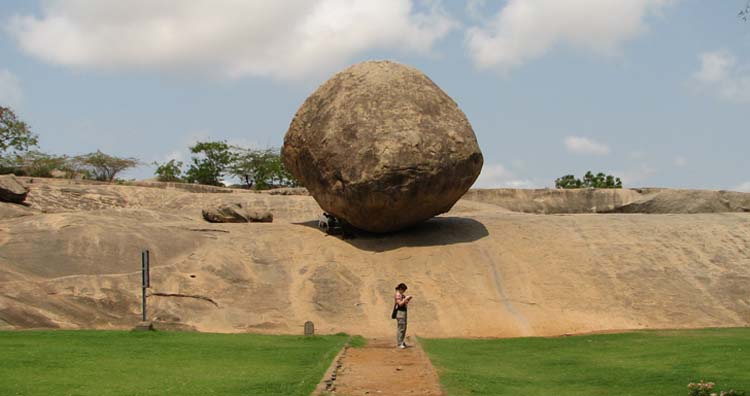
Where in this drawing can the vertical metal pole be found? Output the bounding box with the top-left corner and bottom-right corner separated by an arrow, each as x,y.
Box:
141,250 -> 149,322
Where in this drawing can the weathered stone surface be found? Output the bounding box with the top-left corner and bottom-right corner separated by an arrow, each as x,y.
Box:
0,174 -> 29,204
2,177 -> 750,337
0,202 -> 37,220
266,187 -> 310,196
282,60 -> 483,232
202,203 -> 273,223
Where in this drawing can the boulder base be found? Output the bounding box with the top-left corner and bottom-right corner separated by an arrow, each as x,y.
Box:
282,60 -> 483,232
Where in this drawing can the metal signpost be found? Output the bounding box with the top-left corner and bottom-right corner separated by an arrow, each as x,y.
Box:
141,249 -> 150,321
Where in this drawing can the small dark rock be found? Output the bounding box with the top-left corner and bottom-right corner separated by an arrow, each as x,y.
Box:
0,175 -> 29,204
202,203 -> 273,223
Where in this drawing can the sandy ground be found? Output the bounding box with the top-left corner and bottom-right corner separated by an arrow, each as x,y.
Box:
1,178 -> 749,337
327,337 -> 443,396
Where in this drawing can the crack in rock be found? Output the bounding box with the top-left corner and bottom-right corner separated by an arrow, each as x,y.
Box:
149,292 -> 220,307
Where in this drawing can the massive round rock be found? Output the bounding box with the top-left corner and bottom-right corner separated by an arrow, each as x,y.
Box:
282,60 -> 483,233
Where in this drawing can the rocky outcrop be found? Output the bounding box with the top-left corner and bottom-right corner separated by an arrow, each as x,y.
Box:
463,188 -> 646,213
0,175 -> 29,204
1,181 -> 749,337
282,60 -> 483,233
463,188 -> 750,214
265,187 -> 309,196
202,203 -> 273,223
611,189 -> 750,214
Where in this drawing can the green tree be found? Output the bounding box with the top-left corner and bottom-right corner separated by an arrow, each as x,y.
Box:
741,0 -> 750,21
153,159 -> 184,182
555,174 -> 583,189
74,150 -> 140,181
229,147 -> 274,189
185,140 -> 232,186
555,171 -> 622,189
0,106 -> 38,156
272,155 -> 299,188
228,147 -> 299,190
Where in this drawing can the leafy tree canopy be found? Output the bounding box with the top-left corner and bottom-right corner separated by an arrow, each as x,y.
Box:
556,171 -> 622,189
74,150 -> 140,181
153,159 -> 184,182
0,106 -> 38,155
185,140 -> 232,186
228,147 -> 298,190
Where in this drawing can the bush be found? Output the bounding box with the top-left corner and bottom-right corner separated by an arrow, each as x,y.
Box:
0,151 -> 77,178
556,171 -> 622,189
16,151 -> 70,177
688,380 -> 745,396
153,159 -> 184,182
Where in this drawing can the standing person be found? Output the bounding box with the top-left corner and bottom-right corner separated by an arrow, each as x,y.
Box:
393,283 -> 412,349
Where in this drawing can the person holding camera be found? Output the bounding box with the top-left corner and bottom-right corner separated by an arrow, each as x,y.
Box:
392,283 -> 413,349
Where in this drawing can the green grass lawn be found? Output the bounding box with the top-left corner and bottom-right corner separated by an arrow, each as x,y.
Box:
0,330 -> 347,396
421,328 -> 750,396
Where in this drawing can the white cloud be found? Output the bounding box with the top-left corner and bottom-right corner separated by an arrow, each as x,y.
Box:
734,182 -> 750,193
473,163 -> 538,188
564,136 -> 610,156
465,0 -> 488,21
465,0 -> 672,72
693,51 -> 733,83
691,50 -> 750,103
8,0 -> 457,80
0,69 -> 23,108
673,156 -> 687,167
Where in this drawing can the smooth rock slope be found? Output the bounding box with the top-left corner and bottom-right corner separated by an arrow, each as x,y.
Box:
0,178 -> 748,337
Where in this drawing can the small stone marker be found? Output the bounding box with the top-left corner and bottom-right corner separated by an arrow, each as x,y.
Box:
304,321 -> 315,336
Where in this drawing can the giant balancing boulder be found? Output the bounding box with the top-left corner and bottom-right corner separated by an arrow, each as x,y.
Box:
282,60 -> 483,233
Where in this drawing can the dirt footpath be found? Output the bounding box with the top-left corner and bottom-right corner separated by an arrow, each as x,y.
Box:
325,336 -> 444,396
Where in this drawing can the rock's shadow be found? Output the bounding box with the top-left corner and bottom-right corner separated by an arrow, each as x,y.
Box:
295,216 -> 489,252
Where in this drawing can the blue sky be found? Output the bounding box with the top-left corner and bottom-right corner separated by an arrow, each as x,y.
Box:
0,0 -> 748,190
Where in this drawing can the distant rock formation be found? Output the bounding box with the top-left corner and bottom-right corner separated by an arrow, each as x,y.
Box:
463,188 -> 750,214
282,60 -> 483,232
0,175 -> 29,204
265,187 -> 309,196
202,203 -> 273,223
